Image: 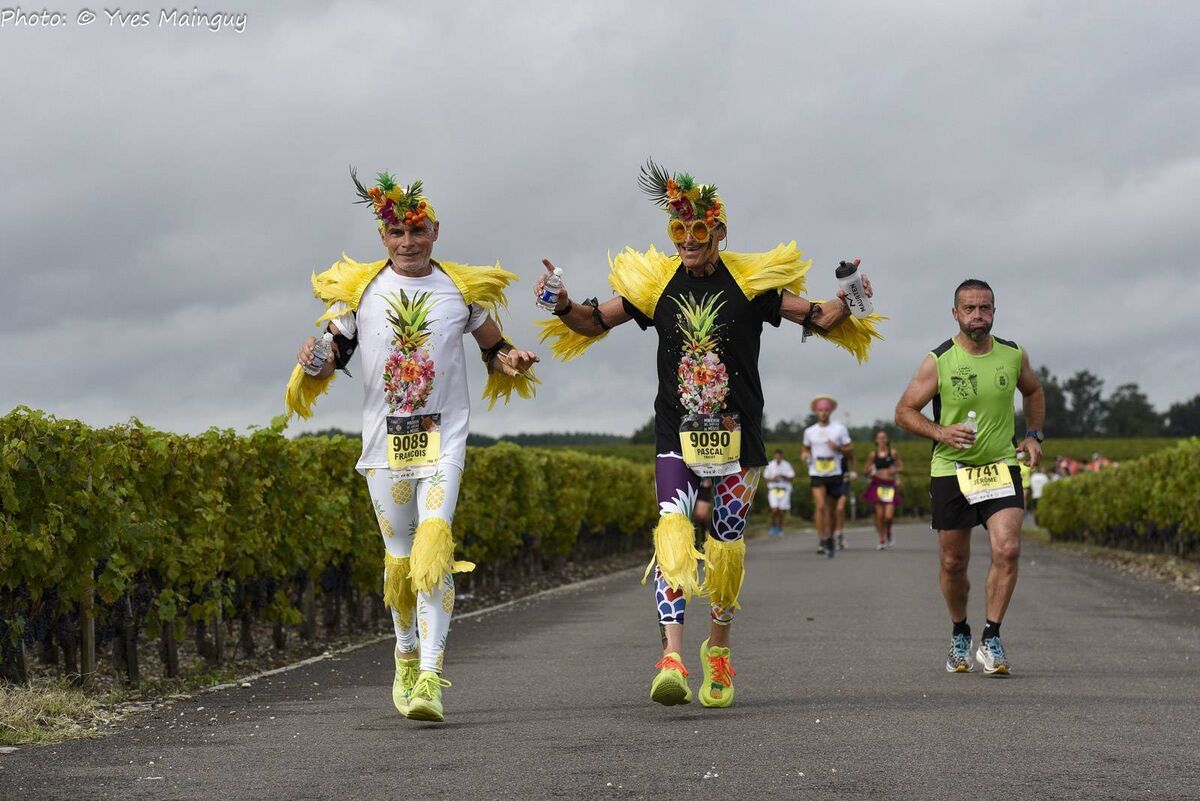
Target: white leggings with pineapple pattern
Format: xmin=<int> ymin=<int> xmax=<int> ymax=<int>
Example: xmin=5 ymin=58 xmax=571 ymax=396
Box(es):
xmin=365 ymin=463 xmax=463 ymax=674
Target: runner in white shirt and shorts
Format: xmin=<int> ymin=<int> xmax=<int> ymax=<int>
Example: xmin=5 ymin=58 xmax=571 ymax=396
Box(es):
xmin=802 ymin=395 xmax=855 ymax=558
xmin=763 ymin=449 xmax=796 ymax=537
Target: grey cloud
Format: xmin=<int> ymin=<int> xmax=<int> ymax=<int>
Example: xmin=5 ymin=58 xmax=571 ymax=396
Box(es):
xmin=2 ymin=0 xmax=1197 ymax=437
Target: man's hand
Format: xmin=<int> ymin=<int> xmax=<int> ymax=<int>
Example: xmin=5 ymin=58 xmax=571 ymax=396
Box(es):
xmin=1017 ymin=437 xmax=1042 ymax=468
xmin=297 ymin=335 xmax=336 ymax=376
xmin=938 ymin=422 xmax=976 ymax=450
xmin=498 ymin=348 xmax=540 ymax=377
xmin=535 ymin=258 xmax=571 ymax=313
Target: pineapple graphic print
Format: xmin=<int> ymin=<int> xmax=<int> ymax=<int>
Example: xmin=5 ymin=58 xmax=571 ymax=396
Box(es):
xmin=672 ymin=293 xmax=730 ymax=414
xmin=391 ymin=478 xmax=414 ymax=505
xmin=425 ymin=470 xmax=447 ymax=510
xmin=381 ymin=289 xmax=437 ymax=414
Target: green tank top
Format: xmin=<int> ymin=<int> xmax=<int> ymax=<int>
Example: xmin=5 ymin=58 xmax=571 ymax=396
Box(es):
xmin=929 ymin=336 xmax=1022 ymax=477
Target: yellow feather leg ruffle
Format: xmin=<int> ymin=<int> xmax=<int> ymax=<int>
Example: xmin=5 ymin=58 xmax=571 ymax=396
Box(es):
xmin=284 ymin=363 xmax=335 ymax=420
xmin=482 ymin=367 xmax=540 ymax=410
xmin=813 ymin=306 xmax=887 ymax=363
xmin=701 ymin=535 xmax=746 ymax=612
xmin=383 ymin=554 xmax=417 ymax=628
xmin=535 ymin=318 xmax=609 ymax=362
xmin=640 ymin=513 xmax=704 ymax=600
xmin=409 ymin=517 xmax=475 ymax=593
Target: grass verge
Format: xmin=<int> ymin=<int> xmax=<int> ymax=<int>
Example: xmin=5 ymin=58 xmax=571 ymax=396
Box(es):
xmin=1024 ymin=526 xmax=1200 ymax=595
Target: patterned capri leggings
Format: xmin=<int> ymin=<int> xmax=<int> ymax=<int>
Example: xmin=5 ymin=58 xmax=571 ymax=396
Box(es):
xmin=364 ymin=463 xmax=463 ymax=674
xmin=653 ymin=453 xmax=762 ymax=626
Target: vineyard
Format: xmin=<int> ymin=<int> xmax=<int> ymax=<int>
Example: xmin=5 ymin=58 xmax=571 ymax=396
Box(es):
xmin=0 ymin=408 xmax=657 ymax=687
xmin=564 ymin=437 xmax=1184 ymax=520
xmin=1038 ymin=438 xmax=1200 ymax=558
xmin=1 ymin=402 xmax=1188 ymax=690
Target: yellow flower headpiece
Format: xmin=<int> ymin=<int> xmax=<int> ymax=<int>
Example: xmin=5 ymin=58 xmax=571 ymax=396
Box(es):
xmin=351 ymin=167 xmax=438 ymax=228
xmin=638 ymin=158 xmax=728 ymax=227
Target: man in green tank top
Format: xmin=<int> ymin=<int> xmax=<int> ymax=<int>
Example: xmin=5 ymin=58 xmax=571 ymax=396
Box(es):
xmin=895 ymin=279 xmax=1045 ymax=676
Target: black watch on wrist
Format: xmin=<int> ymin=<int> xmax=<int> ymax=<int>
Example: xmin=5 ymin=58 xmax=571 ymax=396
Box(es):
xmin=1025 ymin=429 xmax=1044 ymax=443
xmin=551 ymin=300 xmax=572 ymax=317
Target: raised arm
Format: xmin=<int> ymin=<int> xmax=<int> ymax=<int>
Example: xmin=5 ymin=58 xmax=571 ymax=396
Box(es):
xmin=535 ymin=258 xmax=632 ymax=336
xmin=779 ymin=260 xmax=873 ymax=332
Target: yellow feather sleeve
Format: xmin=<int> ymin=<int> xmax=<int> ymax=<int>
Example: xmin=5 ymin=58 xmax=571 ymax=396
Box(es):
xmin=438 ymin=260 xmax=517 ymax=328
xmin=811 ymin=306 xmax=887 ymax=363
xmin=721 ymin=242 xmax=812 ymax=299
xmin=535 ymin=318 xmax=610 ymax=362
xmin=284 ymin=363 xmax=335 ymax=420
xmin=607 ymin=245 xmax=678 ymax=319
xmin=311 ymin=254 xmax=387 ymax=316
xmin=481 ymin=366 xmax=541 ymax=410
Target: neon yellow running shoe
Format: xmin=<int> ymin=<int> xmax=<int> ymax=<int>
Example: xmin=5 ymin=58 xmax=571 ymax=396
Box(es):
xmin=699 ymin=638 xmax=736 ymax=708
xmin=392 ymin=652 xmax=420 ymax=717
xmin=406 ymin=670 xmax=452 ymax=722
xmin=650 ymin=652 xmax=692 ymax=706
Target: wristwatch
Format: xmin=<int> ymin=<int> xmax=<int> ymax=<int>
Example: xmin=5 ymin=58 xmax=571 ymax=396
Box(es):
xmin=1025 ymin=429 xmax=1044 ymax=443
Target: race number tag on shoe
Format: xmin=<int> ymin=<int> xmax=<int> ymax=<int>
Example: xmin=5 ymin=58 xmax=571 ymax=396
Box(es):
xmin=877 ymin=485 xmax=896 ymax=503
xmin=813 ymin=457 xmax=839 ymax=476
xmin=954 ymin=461 xmax=1015 ymax=505
xmin=680 ymin=413 xmax=741 ymax=477
xmin=387 ymin=413 xmax=441 ymax=479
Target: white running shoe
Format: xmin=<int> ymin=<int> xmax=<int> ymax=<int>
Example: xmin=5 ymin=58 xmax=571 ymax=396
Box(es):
xmin=976 ymin=636 xmax=1011 ymax=676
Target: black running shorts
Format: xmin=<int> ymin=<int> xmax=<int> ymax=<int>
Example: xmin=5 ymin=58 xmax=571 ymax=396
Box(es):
xmin=930 ymin=465 xmax=1024 ymax=531
xmin=810 ymin=474 xmax=847 ymax=499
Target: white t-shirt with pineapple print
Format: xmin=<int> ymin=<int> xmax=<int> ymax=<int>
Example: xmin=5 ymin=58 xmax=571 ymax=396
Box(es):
xmin=327 ymin=263 xmax=488 ymax=475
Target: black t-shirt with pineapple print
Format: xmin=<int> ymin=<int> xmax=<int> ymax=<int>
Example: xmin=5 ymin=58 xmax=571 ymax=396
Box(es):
xmin=622 ymin=259 xmax=783 ymax=467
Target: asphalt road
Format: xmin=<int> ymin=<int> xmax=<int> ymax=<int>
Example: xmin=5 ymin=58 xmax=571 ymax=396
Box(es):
xmin=3 ymin=523 xmax=1199 ymax=800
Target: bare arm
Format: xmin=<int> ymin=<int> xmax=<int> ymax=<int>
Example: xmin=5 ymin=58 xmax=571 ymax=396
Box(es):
xmin=895 ymin=354 xmax=976 ymax=449
xmin=471 ymin=316 xmax=540 ymax=376
xmin=535 ymin=258 xmax=632 ymax=336
xmin=1015 ymin=349 xmax=1044 ymax=467
xmin=778 ymin=260 xmax=873 ymax=331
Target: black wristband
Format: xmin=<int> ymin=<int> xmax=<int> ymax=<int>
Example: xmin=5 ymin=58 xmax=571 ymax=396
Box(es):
xmin=582 ymin=297 xmax=610 ymax=331
xmin=480 ymin=338 xmax=512 ymax=371
xmin=551 ymin=300 xmax=572 ymax=317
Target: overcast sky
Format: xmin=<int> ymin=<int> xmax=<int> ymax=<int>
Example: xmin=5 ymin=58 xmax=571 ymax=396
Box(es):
xmin=3 ymin=1 xmax=1198 ymax=439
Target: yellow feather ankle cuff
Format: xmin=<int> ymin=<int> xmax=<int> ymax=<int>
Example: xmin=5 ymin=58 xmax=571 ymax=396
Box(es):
xmin=383 ymin=554 xmax=417 ymax=628
xmin=701 ymin=535 xmax=746 ymax=612
xmin=409 ymin=517 xmax=475 ymax=593
xmin=641 ymin=513 xmax=704 ymax=599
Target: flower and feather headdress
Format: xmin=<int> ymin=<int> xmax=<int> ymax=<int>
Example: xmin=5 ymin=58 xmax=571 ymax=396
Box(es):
xmin=351 ymin=167 xmax=438 ymax=227
xmin=637 ymin=158 xmax=728 ymax=226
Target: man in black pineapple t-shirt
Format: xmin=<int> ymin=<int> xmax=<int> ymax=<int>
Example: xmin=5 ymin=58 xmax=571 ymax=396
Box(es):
xmin=535 ymin=159 xmax=879 ymax=708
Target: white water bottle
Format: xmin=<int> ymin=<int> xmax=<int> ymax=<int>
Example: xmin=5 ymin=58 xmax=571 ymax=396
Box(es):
xmin=536 ymin=267 xmax=564 ymax=311
xmin=834 ymin=260 xmax=874 ymax=318
xmin=964 ymin=410 xmax=978 ymax=435
xmin=304 ymin=332 xmax=333 ymax=376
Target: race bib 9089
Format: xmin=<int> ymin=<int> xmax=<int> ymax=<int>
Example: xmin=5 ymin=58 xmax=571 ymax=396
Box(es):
xmin=387 ymin=413 xmax=441 ymax=479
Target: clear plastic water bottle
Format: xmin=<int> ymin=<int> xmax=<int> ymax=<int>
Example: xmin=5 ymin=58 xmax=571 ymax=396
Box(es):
xmin=536 ymin=267 xmax=564 ymax=311
xmin=964 ymin=410 xmax=978 ymax=435
xmin=834 ymin=260 xmax=874 ymax=318
xmin=304 ymin=332 xmax=333 ymax=376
